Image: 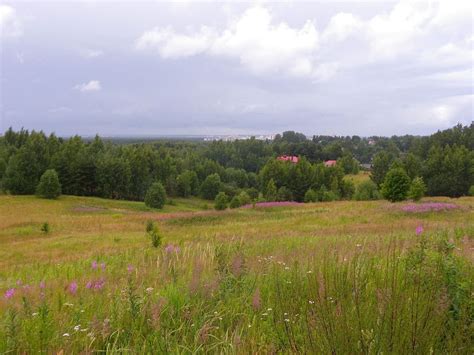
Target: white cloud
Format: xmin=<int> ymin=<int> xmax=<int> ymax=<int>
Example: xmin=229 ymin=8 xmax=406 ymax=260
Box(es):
xmin=137 ymin=26 xmax=215 ymax=58
xmin=137 ymin=6 xmax=321 ymax=78
xmin=74 ymin=80 xmax=101 ymax=92
xmin=0 ymin=5 xmax=22 ymax=39
xmin=136 ymin=1 xmax=472 ymax=82
xmin=80 ymin=49 xmax=104 ymax=59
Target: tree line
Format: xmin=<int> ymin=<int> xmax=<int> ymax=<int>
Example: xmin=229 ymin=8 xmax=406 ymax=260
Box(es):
xmin=0 ymin=123 xmax=472 ymax=207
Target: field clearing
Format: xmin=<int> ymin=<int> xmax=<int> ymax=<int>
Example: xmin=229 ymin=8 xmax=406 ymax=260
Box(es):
xmin=1 ymin=195 xmax=473 ymax=353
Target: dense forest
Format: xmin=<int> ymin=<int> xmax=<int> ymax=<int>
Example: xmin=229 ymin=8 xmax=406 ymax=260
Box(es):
xmin=0 ymin=123 xmax=473 ymax=205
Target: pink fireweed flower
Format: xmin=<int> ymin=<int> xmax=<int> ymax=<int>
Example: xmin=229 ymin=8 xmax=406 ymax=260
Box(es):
xmin=416 ymin=225 xmax=424 ymax=235
xmin=94 ymin=279 xmax=105 ymax=290
xmin=4 ymin=288 xmax=15 ymax=300
xmin=68 ymin=281 xmax=78 ymax=295
xmin=91 ymin=260 xmax=98 ymax=270
xmin=127 ymin=265 xmax=134 ymax=273
xmin=165 ymin=244 xmax=180 ymax=254
xmin=100 ymin=262 xmax=106 ymax=271
xmin=86 ymin=281 xmax=93 ymax=289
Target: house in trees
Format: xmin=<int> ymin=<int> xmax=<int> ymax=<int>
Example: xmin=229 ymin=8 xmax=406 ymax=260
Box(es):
xmin=324 ymin=160 xmax=337 ymax=167
xmin=277 ymin=155 xmax=299 ymax=163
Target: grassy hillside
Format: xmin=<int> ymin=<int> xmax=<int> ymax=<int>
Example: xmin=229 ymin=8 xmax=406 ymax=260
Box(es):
xmin=1 ymin=195 xmax=473 ymax=353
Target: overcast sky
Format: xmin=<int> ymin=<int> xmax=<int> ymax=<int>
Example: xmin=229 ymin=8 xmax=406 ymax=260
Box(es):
xmin=0 ymin=0 xmax=472 ymax=137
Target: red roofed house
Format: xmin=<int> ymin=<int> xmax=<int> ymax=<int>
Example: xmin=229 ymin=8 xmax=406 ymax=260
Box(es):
xmin=277 ymin=155 xmax=299 ymax=163
xmin=324 ymin=160 xmax=337 ymax=167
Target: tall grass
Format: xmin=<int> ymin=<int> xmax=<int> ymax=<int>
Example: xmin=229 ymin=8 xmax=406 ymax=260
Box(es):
xmin=1 ymin=229 xmax=472 ymax=353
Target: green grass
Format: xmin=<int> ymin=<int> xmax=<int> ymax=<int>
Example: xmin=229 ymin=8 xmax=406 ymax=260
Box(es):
xmin=0 ymin=195 xmax=473 ymax=353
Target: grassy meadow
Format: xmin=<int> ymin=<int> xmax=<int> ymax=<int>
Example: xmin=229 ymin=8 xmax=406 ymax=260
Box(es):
xmin=0 ymin=194 xmax=473 ymax=353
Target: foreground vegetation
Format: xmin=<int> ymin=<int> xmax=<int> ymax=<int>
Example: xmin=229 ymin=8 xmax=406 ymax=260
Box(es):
xmin=1 ymin=195 xmax=473 ymax=352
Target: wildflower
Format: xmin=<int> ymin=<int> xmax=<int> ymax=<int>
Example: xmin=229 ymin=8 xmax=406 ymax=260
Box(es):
xmin=284 ymin=318 xmax=290 ymax=322
xmin=16 ymin=279 xmax=22 ymax=286
xmin=416 ymin=225 xmax=424 ymax=235
xmin=267 ymin=308 xmax=272 ymax=311
xmin=32 ymin=312 xmax=39 ymax=316
xmin=68 ymin=281 xmax=78 ymax=295
xmin=74 ymin=325 xmax=81 ymax=331
xmin=127 ymin=265 xmax=134 ymax=273
xmin=39 ymin=281 xmax=46 ymax=289
xmin=86 ymin=281 xmax=93 ymax=289
xmin=309 ymin=300 xmax=315 ymax=304
xmin=307 ymin=270 xmax=312 ymax=274
xmin=64 ymin=302 xmax=74 ymax=307
xmin=4 ymin=288 xmax=15 ymax=300
xmin=91 ymin=260 xmax=98 ymax=270
xmin=63 ymin=333 xmax=70 ymax=337
xmin=146 ymin=287 xmax=154 ymax=293
xmin=94 ymin=279 xmax=105 ymax=290
xmin=252 ymin=288 xmax=261 ymax=311
xmin=100 ymin=262 xmax=106 ymax=270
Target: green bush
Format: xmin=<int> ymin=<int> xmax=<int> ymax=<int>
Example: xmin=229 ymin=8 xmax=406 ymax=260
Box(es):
xmin=36 ymin=169 xmax=61 ymax=199
xmin=229 ymin=195 xmax=242 ymax=209
xmin=144 ymin=182 xmax=167 ymax=209
xmin=40 ymin=222 xmax=50 ymax=234
xmin=354 ymin=180 xmax=381 ymax=201
xmin=145 ymin=220 xmax=161 ymax=248
xmin=214 ymin=192 xmax=228 ymax=210
xmin=318 ymin=185 xmax=337 ymax=202
xmin=381 ymin=167 xmax=411 ymax=202
xmin=277 ymin=186 xmax=293 ymax=201
xmin=200 ymin=173 xmax=222 ymax=200
xmin=237 ymin=191 xmax=251 ymax=206
xmin=408 ymin=177 xmax=427 ymax=201
xmin=468 ymin=185 xmax=474 ymax=196
xmin=304 ymin=188 xmax=318 ymax=202
xmin=265 ymin=179 xmax=277 ymax=202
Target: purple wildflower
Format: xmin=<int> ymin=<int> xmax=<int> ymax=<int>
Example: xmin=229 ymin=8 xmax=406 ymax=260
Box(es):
xmin=91 ymin=260 xmax=98 ymax=270
xmin=94 ymin=279 xmax=105 ymax=290
xmin=401 ymin=202 xmax=458 ymax=213
xmin=39 ymin=281 xmax=46 ymax=289
xmin=4 ymin=288 xmax=15 ymax=300
xmin=127 ymin=265 xmax=134 ymax=273
xmin=69 ymin=281 xmax=78 ymax=295
xmin=166 ymin=244 xmax=180 ymax=254
xmin=241 ymin=201 xmax=302 ymax=209
xmin=416 ymin=225 xmax=424 ymax=235
xmin=86 ymin=281 xmax=93 ymax=289
xmin=100 ymin=262 xmax=106 ymax=271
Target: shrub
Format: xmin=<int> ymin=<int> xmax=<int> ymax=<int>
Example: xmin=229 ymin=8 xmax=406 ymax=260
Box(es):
xmin=408 ymin=177 xmax=427 ymax=201
xmin=237 ymin=191 xmax=251 ymax=206
xmin=381 ymin=167 xmax=411 ymax=202
xmin=277 ymin=186 xmax=293 ymax=201
xmin=265 ymin=179 xmax=277 ymax=202
xmin=200 ymin=173 xmax=222 ymax=200
xmin=304 ymin=188 xmax=318 ymax=202
xmin=214 ymin=192 xmax=228 ymax=210
xmin=245 ymin=188 xmax=259 ymax=201
xmin=144 ymin=182 xmax=167 ymax=209
xmin=354 ymin=180 xmax=381 ymax=201
xmin=318 ymin=185 xmax=337 ymax=202
xmin=36 ymin=169 xmax=61 ymax=199
xmin=341 ymin=179 xmax=355 ymax=200
xmin=40 ymin=222 xmax=50 ymax=234
xmin=229 ymin=196 xmax=242 ymax=209
xmin=469 ymin=185 xmax=474 ymax=196
xmin=145 ymin=221 xmax=162 ymax=248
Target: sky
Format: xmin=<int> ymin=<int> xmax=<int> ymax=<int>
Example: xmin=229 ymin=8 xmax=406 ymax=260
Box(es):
xmin=0 ymin=0 xmax=472 ymax=137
